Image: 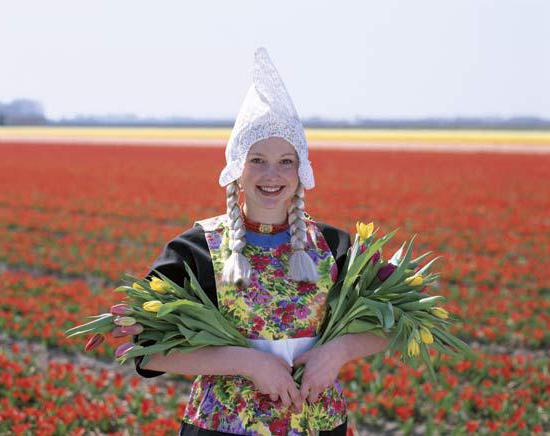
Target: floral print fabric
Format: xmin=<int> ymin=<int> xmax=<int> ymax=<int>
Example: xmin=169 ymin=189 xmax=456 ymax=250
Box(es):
xmin=181 ymin=214 xmax=347 ymax=434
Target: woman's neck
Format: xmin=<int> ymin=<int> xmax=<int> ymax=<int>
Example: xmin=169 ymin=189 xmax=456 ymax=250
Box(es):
xmin=242 ymin=203 xmax=288 ymax=225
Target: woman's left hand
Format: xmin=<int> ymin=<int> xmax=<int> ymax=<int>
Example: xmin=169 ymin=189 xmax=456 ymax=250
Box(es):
xmin=292 ymin=339 xmax=346 ymax=404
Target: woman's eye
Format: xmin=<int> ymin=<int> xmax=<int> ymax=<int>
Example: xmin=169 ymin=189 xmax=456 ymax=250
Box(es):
xmin=281 ymin=159 xmax=294 ymax=165
xmin=250 ymin=158 xmax=264 ymax=164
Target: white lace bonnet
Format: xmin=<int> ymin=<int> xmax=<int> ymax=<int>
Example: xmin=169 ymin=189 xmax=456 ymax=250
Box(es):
xmin=218 ymin=47 xmax=315 ymax=190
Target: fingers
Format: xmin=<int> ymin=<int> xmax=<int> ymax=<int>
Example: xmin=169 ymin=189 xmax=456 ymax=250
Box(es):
xmin=293 ymin=351 xmax=308 ymax=367
xmin=279 ymin=389 xmax=292 ymax=408
xmin=274 ymin=355 xmax=292 ymax=373
xmin=269 ymin=392 xmax=279 ymax=402
xmin=307 ymin=387 xmax=322 ymax=404
xmin=288 ymin=382 xmax=303 ymax=412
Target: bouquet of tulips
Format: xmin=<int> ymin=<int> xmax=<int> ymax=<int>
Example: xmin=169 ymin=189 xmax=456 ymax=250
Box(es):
xmin=292 ymin=222 xmax=474 ymax=384
xmin=64 ymin=263 xmax=250 ymax=369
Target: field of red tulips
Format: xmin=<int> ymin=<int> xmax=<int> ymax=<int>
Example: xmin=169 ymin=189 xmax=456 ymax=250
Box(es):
xmin=1 ymin=141 xmax=549 ymax=435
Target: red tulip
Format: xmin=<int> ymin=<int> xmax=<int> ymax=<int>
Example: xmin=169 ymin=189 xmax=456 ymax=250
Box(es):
xmin=84 ymin=333 xmax=105 ymax=352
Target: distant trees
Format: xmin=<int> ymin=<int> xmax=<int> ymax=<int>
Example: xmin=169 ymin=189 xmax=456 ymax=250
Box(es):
xmin=0 ymin=99 xmax=46 ymax=125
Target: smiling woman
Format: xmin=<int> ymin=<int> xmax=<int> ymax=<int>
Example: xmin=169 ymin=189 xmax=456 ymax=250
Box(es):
xmin=131 ymin=47 xmax=389 ymax=435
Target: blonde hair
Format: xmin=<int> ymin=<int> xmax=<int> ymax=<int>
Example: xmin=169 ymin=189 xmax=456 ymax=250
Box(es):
xmin=222 ymin=180 xmax=319 ymax=288
xmin=287 ymin=182 xmax=319 ymax=282
xmin=222 ymin=181 xmax=252 ymax=288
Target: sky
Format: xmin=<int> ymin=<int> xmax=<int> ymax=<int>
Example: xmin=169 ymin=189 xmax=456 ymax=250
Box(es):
xmin=1 ymin=0 xmax=549 ymax=121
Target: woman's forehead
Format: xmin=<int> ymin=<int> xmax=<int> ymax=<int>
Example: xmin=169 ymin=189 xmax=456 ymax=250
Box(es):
xmin=248 ymin=137 xmax=297 ymax=157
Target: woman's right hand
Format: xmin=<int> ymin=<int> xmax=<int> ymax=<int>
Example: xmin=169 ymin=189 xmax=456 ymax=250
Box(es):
xmin=243 ymin=349 xmax=302 ymax=410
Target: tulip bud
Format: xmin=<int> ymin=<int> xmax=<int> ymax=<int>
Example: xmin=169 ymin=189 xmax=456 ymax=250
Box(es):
xmin=110 ymin=304 xmax=132 ymax=316
xmin=419 ymin=326 xmax=434 ymax=344
xmin=143 ymin=300 xmax=163 ymax=312
xmin=132 ymin=282 xmax=144 ymax=290
xmin=431 ymin=307 xmax=449 ymax=319
xmin=115 ymin=342 xmax=135 ymax=359
xmin=84 ymin=333 xmax=105 ymax=352
xmin=149 ymin=277 xmax=171 ymax=294
xmin=114 ymin=316 xmax=137 ymax=327
xmin=368 ymin=251 xmax=380 ymax=264
xmin=356 ymin=221 xmax=374 ymax=241
xmin=112 ymin=323 xmax=144 ymax=337
xmin=377 ymin=263 xmax=396 ymax=282
xmin=404 ymin=274 xmax=424 ymax=287
xmin=407 ymin=338 xmax=420 ymax=357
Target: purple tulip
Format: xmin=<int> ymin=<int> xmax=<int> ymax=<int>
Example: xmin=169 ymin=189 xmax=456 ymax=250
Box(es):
xmin=377 ymin=263 xmax=396 ymax=281
xmin=111 ymin=323 xmax=144 ymax=338
xmin=368 ymin=251 xmax=380 ymax=264
xmin=84 ymin=333 xmax=105 ymax=352
xmin=115 ymin=342 xmax=135 ymax=359
xmin=110 ymin=304 xmax=132 ymax=316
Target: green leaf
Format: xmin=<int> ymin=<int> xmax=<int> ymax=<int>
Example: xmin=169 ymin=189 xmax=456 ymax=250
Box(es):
xmin=157 ymin=299 xmax=203 ymax=317
xmin=376 ymin=234 xmax=417 ymax=293
xmin=187 ymin=330 xmax=234 ymax=346
xmin=138 ymin=331 xmax=165 ymax=342
xmin=162 ymin=330 xmax=184 ymax=342
xmin=415 ymin=256 xmax=443 ymax=276
xmin=344 ymin=319 xmax=380 ymax=334
xmin=419 ymin=342 xmax=438 ymax=384
xmin=64 ymin=313 xmax=113 ymax=336
xmin=181 ymin=263 xmax=217 ymax=309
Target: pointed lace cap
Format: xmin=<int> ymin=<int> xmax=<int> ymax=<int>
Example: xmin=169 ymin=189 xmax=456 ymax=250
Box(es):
xmin=219 ymin=47 xmax=315 ymax=189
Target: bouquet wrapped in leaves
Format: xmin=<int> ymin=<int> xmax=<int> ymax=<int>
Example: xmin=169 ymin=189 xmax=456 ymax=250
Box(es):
xmin=64 ymin=263 xmax=250 ymax=369
xmin=292 ymin=222 xmax=475 ymax=384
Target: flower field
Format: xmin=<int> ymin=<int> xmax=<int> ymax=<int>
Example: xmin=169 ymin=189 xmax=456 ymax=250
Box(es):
xmin=1 ymin=141 xmax=549 ymax=435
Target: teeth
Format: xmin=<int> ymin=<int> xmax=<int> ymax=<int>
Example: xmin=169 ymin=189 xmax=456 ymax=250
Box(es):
xmin=259 ymin=186 xmax=283 ymax=192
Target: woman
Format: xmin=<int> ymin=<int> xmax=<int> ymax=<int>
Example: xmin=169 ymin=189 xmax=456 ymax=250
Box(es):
xmin=133 ymin=48 xmax=389 ymax=435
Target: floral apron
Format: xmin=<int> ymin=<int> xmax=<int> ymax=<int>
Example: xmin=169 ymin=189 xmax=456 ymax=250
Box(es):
xmin=181 ymin=214 xmax=347 ymax=435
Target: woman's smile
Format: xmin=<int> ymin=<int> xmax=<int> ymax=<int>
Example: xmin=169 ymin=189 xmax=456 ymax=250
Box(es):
xmin=256 ymin=185 xmax=285 ymax=196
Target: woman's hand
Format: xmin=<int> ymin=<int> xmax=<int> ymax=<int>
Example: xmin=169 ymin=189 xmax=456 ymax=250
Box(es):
xmin=243 ymin=349 xmax=302 ymax=410
xmin=293 ymin=339 xmax=346 ymax=404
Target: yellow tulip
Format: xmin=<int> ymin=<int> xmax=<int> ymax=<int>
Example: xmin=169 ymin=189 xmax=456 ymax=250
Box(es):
xmin=142 ymin=300 xmax=163 ymax=312
xmin=404 ymin=274 xmax=423 ymax=286
xmin=407 ymin=338 xmax=420 ymax=357
xmin=356 ymin=221 xmax=374 ymax=241
xmin=419 ymin=326 xmax=434 ymax=344
xmin=431 ymin=306 xmax=449 ymax=319
xmin=149 ymin=277 xmax=171 ymax=293
xmin=132 ymin=282 xmax=144 ymax=291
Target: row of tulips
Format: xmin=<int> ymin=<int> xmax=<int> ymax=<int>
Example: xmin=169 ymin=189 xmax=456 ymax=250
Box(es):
xmin=0 ymin=206 xmax=184 ymax=246
xmin=2 ymin=335 xmax=548 ymax=434
xmin=2 ymin=267 xmax=547 ymax=352
xmin=0 ymin=342 xmax=186 ymax=435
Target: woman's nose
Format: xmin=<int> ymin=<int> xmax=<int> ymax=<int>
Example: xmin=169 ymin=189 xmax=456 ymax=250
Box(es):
xmin=264 ymin=163 xmax=280 ymax=177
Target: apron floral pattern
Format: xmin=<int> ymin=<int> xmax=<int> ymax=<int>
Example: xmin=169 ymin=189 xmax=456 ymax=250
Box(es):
xmin=181 ymin=214 xmax=347 ymax=435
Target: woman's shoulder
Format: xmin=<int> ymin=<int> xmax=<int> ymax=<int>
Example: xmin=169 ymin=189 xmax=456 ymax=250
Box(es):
xmin=193 ymin=213 xmax=228 ymax=232
xmin=306 ymin=214 xmax=351 ymax=246
xmin=308 ymin=217 xmax=352 ymax=262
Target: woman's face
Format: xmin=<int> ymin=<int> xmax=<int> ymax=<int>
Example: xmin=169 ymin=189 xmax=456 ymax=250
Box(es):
xmin=239 ymin=137 xmax=299 ymax=223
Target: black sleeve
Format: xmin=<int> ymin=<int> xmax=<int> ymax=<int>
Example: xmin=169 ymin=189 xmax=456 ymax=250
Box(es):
xmin=316 ymin=221 xmax=352 ymax=281
xmin=132 ymin=225 xmax=216 ymax=378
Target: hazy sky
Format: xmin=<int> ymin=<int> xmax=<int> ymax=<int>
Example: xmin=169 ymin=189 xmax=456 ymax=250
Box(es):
xmin=1 ymin=0 xmax=549 ymax=120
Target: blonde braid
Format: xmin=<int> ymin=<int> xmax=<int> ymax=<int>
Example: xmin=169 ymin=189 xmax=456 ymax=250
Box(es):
xmin=288 ymin=182 xmax=319 ymax=282
xmin=222 ymin=181 xmax=251 ymax=288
